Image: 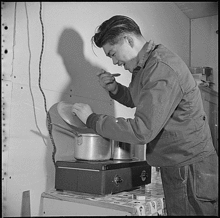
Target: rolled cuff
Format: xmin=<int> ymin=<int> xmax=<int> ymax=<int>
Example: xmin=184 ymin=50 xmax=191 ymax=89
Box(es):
xmin=109 ymin=83 xmax=125 ymax=100
xmin=86 ymin=113 xmax=101 ymax=131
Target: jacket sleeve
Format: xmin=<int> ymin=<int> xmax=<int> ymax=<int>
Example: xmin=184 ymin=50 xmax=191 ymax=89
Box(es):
xmin=87 ymin=61 xmax=183 ymax=144
xmin=109 ymin=83 xmax=135 ymax=108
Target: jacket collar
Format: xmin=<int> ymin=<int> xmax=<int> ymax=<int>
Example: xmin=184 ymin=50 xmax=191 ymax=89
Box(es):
xmin=132 ymin=40 xmax=156 ymax=74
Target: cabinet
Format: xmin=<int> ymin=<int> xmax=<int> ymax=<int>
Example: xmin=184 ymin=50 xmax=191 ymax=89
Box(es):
xmin=199 ymin=85 xmax=218 ymax=154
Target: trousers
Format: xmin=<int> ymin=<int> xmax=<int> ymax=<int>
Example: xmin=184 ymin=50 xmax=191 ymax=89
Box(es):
xmin=160 ymin=152 xmax=218 ymax=216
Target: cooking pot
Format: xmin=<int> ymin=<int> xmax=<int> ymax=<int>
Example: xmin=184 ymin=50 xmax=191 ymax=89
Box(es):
xmin=52 ymin=123 xmax=133 ymax=161
xmin=55 ymin=101 xmax=134 ymax=160
xmin=52 ymin=123 xmax=112 ymax=161
xmin=112 ymin=141 xmax=133 ymax=160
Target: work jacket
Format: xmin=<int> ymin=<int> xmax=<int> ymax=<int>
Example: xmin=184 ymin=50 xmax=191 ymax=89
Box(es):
xmin=87 ymin=42 xmax=215 ymax=167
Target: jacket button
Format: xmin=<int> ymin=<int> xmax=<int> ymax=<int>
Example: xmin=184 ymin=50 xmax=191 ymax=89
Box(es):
xmin=203 ymin=116 xmax=206 ymax=120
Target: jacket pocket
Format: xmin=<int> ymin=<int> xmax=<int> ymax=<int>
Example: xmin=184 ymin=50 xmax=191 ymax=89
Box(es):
xmin=179 ymin=165 xmax=188 ymax=184
xmin=193 ymin=114 xmax=206 ymax=138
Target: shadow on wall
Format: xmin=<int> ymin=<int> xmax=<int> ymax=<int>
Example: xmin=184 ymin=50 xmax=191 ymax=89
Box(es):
xmin=57 ymin=28 xmax=110 ymax=102
xmin=43 ymin=28 xmax=115 ymax=192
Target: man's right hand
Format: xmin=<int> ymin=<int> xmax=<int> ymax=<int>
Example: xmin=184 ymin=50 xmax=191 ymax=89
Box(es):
xmin=97 ymin=70 xmax=118 ymax=94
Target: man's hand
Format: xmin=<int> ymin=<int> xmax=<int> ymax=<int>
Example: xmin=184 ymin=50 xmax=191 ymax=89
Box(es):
xmin=72 ymin=103 xmax=93 ymax=124
xmin=97 ymin=69 xmax=118 ymax=94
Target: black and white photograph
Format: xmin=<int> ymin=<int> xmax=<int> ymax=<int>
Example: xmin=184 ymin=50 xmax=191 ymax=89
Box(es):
xmin=2 ymin=2 xmax=218 ymax=216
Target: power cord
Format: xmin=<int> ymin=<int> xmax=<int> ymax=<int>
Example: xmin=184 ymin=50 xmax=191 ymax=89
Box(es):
xmin=39 ymin=2 xmax=57 ymax=167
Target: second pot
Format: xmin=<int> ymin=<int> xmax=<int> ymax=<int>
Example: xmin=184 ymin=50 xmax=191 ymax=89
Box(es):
xmin=112 ymin=141 xmax=133 ymax=160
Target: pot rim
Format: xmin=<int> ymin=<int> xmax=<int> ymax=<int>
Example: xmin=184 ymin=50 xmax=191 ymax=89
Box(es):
xmin=78 ymin=133 xmax=103 ymax=137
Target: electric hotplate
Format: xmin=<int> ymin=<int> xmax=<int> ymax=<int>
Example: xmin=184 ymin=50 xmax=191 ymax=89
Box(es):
xmin=56 ymin=158 xmax=148 ymax=170
xmin=55 ymin=158 xmax=151 ymax=195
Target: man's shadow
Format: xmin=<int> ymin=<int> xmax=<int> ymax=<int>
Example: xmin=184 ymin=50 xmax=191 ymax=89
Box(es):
xmin=57 ymin=28 xmax=112 ymax=102
xmin=44 ymin=28 xmax=115 ymax=192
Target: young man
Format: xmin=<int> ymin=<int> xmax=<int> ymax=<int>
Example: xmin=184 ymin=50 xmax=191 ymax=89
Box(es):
xmin=72 ymin=15 xmax=218 ymax=215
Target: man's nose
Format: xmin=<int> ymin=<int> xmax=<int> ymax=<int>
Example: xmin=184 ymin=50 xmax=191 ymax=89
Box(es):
xmin=112 ymin=57 xmax=118 ymax=65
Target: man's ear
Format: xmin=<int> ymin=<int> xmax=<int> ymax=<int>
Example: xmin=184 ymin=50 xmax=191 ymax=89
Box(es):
xmin=125 ymin=35 xmax=134 ymax=48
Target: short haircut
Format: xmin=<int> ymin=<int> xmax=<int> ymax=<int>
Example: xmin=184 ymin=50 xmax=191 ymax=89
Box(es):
xmin=91 ymin=15 xmax=142 ymax=48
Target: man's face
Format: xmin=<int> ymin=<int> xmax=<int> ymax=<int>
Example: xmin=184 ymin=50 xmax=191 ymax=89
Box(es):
xmin=103 ymin=37 xmax=137 ymax=73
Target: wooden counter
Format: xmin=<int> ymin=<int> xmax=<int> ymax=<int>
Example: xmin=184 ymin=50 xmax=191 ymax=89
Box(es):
xmin=41 ymin=168 xmax=166 ymax=216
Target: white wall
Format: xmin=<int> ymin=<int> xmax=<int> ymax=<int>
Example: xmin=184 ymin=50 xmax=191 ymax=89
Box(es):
xmin=2 ymin=2 xmax=190 ymax=216
xmin=191 ymin=15 xmax=218 ymax=92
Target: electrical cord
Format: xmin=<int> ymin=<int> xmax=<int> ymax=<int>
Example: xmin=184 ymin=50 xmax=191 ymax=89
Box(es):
xmin=25 ymin=2 xmax=47 ymax=146
xmin=39 ymin=2 xmax=57 ymax=167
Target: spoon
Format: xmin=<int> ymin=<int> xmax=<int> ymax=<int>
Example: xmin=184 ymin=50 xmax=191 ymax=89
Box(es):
xmin=111 ymin=73 xmax=121 ymax=77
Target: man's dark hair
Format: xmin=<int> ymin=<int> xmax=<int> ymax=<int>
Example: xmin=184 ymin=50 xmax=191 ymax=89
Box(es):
xmin=91 ymin=15 xmax=142 ymax=48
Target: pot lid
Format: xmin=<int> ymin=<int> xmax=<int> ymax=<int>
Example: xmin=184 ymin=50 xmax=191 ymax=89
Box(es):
xmin=57 ymin=101 xmax=87 ymax=129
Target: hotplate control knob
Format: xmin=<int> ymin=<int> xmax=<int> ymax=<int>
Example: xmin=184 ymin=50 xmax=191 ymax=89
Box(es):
xmin=114 ymin=175 xmax=123 ymax=186
xmin=140 ymin=170 xmax=148 ymax=181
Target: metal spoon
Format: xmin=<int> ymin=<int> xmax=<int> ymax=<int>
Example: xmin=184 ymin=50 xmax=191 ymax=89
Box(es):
xmin=111 ymin=73 xmax=121 ymax=77
xmin=106 ymin=73 xmax=121 ymax=85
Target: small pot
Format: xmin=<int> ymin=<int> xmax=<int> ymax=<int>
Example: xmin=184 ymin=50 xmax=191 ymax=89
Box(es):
xmin=112 ymin=141 xmax=133 ymax=160
xmin=51 ymin=123 xmax=112 ymax=161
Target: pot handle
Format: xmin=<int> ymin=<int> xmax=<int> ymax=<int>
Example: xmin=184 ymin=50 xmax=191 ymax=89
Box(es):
xmin=51 ymin=123 xmax=80 ymax=137
xmin=76 ymin=136 xmax=83 ymax=145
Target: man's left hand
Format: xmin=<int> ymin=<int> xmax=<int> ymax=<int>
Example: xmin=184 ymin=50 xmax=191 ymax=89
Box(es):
xmin=72 ymin=103 xmax=93 ymax=124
